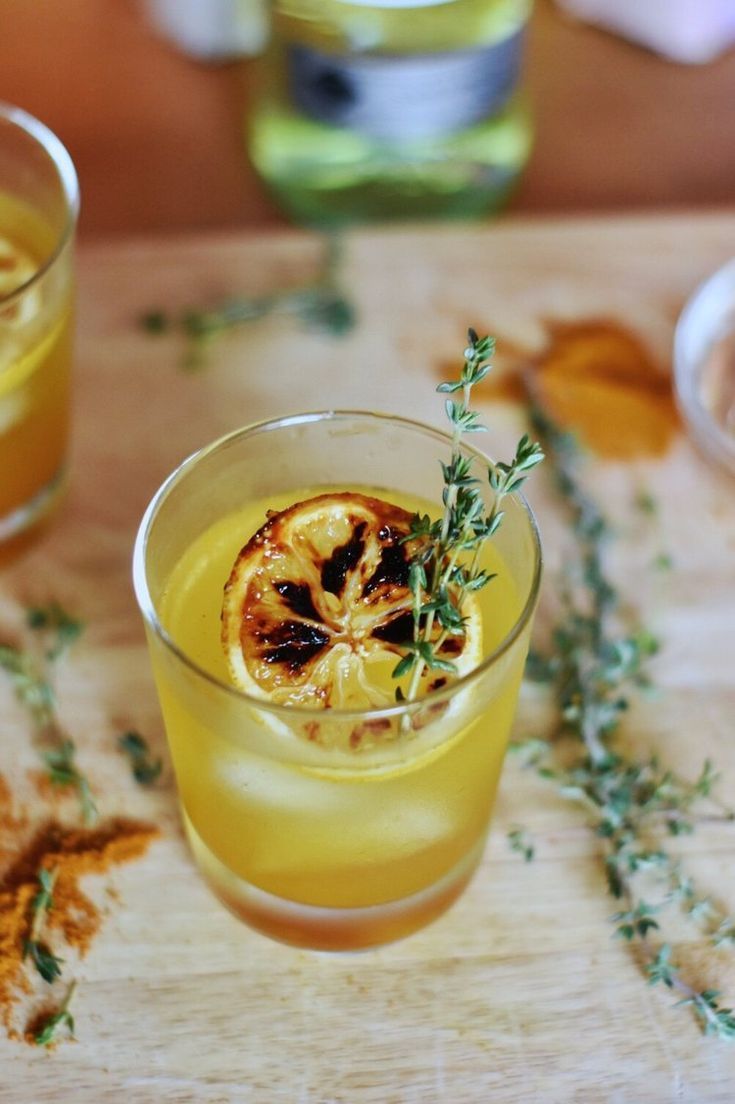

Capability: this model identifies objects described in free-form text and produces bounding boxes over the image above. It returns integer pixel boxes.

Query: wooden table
[2,214,735,1101]
[2,0,735,238]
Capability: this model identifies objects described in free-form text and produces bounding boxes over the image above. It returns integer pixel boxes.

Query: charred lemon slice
[0,235,42,386]
[0,235,39,324]
[222,492,482,710]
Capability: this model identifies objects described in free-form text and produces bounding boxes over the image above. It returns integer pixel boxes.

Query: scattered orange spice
[0,777,157,1038]
[29,768,74,806]
[453,318,680,460]
[0,776,12,807]
[0,773,27,861]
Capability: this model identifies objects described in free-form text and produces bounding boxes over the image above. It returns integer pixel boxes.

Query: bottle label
[334,1,452,7]
[287,31,524,142]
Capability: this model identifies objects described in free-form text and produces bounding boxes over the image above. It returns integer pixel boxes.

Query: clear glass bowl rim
[0,101,80,308]
[673,255,735,476]
[132,409,543,722]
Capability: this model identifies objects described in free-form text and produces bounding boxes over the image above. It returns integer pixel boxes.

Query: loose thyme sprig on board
[141,236,355,369]
[23,868,63,984]
[393,330,544,702]
[117,730,162,786]
[33,980,77,1048]
[26,603,84,661]
[512,398,735,1039]
[0,604,97,825]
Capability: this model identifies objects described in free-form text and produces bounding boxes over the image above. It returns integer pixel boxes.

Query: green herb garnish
[140,309,168,334]
[0,643,55,729]
[514,398,735,1038]
[117,730,162,786]
[26,602,84,661]
[0,607,97,825]
[507,825,535,862]
[633,489,658,517]
[141,236,355,368]
[34,980,77,1048]
[23,867,63,984]
[394,330,543,702]
[42,740,98,825]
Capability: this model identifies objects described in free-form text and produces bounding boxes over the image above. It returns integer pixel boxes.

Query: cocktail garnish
[394,329,544,703]
[221,492,482,711]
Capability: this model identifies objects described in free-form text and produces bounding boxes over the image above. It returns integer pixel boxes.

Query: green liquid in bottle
[248,0,534,225]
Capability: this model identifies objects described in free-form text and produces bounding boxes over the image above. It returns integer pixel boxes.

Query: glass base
[183,810,484,951]
[0,467,65,565]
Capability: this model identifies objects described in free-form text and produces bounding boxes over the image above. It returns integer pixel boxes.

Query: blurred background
[2,0,734,238]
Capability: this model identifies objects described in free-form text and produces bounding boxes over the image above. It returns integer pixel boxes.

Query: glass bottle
[248,0,534,224]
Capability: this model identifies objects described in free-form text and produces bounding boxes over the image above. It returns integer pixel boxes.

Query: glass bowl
[674,257,735,478]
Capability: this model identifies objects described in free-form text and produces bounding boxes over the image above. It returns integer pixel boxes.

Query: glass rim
[0,101,80,308]
[132,409,543,722]
[673,255,735,476]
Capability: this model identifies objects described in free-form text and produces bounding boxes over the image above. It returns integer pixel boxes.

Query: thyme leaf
[23,867,63,984]
[34,980,77,1048]
[117,730,162,786]
[26,602,84,661]
[42,741,98,825]
[507,825,535,862]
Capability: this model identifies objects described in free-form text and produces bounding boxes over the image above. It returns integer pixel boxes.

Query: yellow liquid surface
[0,191,73,540]
[157,486,530,918]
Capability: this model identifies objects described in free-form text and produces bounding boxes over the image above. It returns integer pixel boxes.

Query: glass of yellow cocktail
[0,104,78,562]
[133,410,541,949]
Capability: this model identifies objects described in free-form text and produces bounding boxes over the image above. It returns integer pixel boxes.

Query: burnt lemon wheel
[0,235,38,324]
[221,492,482,711]
[0,235,42,385]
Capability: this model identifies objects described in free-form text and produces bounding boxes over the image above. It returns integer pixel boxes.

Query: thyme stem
[0,606,97,825]
[517,390,735,1039]
[24,867,64,984]
[34,980,78,1048]
[396,331,543,706]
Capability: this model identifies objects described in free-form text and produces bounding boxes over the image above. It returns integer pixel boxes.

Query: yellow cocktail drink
[0,107,78,561]
[159,487,523,925]
[135,413,541,949]
[0,194,74,557]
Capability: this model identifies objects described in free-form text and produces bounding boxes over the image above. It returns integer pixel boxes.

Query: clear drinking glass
[133,411,541,949]
[0,103,79,563]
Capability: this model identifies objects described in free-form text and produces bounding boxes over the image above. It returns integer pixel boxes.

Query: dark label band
[287,30,525,142]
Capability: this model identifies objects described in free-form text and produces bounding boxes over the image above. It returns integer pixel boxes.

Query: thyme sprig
[42,741,98,826]
[141,236,355,369]
[515,398,735,1038]
[23,867,63,984]
[394,331,543,702]
[26,603,84,661]
[117,730,162,786]
[507,825,535,862]
[0,605,97,825]
[34,980,77,1048]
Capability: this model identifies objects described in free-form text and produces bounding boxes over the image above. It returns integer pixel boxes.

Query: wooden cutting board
[2,215,735,1103]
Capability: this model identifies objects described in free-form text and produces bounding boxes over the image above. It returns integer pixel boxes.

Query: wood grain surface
[2,215,735,1102]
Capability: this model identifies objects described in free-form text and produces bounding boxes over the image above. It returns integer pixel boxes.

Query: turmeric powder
[460,318,680,460]
[534,320,679,459]
[0,776,157,1037]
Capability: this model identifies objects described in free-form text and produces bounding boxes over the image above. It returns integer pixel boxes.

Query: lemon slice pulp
[0,234,42,387]
[221,492,482,713]
[0,235,38,319]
